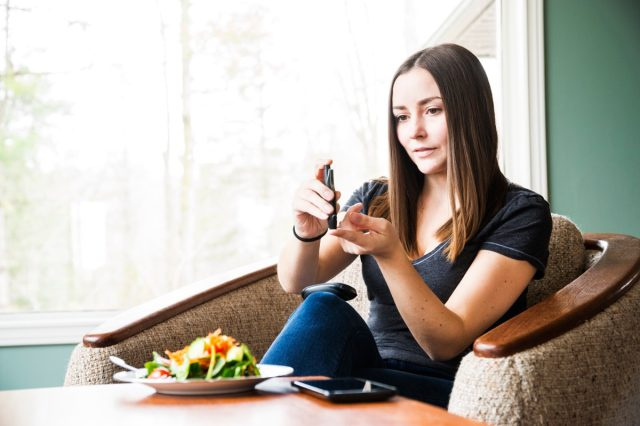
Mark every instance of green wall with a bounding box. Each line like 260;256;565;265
0;344;75;391
545;0;640;236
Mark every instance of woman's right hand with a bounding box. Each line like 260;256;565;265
292;160;341;239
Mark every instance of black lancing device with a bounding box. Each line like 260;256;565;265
324;165;337;229
300;283;357;301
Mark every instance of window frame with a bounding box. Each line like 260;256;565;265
0;311;116;346
428;0;547;198
498;0;547;199
0;0;546;347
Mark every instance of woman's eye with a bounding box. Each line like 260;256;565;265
426;107;441;115
395;114;409;122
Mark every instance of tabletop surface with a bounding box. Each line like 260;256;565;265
0;378;481;426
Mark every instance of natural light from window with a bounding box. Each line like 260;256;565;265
0;0;504;314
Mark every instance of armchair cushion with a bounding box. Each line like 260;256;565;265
527;214;584;306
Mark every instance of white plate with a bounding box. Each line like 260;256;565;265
113;364;294;395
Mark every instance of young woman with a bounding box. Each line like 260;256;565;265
262;44;552;407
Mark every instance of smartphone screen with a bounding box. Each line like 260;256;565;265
292;378;397;403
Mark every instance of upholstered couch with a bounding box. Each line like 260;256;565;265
65;215;640;425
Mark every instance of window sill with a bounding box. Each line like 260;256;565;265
0;311;117;347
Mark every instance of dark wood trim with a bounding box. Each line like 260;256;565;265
473;233;640;358
83;260;278;348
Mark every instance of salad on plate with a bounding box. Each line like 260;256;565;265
144;329;261;381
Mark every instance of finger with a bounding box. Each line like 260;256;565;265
293;198;329;220
329;227;370;247
329;229;366;255
345;203;363;214
336;210;347;223
307;179;336;202
313;159;333;180
342;203;364;225
347;210;387;232
297;188;334;215
337;203;363;230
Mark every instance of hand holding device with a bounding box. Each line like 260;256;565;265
291;161;338;241
292;378;397;403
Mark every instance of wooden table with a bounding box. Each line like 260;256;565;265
0;378;481;425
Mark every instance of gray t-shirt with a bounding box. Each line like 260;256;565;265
342;180;552;379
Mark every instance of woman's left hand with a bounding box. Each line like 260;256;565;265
328;203;403;260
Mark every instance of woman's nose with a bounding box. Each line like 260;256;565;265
410;116;426;139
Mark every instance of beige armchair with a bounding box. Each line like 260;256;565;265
65;215;640;425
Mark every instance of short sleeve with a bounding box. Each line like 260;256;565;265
480;193;552;279
341;180;387;214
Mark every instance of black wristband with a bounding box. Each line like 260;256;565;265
292;226;327;242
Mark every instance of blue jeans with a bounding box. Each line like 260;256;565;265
262;292;454;408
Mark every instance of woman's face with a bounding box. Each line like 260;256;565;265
392;67;448;177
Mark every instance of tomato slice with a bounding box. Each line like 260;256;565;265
148;367;172;379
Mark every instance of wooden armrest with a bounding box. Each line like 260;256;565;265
83;259;278;348
473;233;640;358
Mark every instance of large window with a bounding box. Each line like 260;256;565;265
2;0;545;345
1;0;468;314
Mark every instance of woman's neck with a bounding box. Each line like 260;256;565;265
414;173;451;256
421;173;449;206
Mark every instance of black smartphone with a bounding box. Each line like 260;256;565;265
292;378;397;403
323;164;337;229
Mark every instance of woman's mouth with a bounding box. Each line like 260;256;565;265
413;147;436;158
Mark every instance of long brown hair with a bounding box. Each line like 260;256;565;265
369;44;508;262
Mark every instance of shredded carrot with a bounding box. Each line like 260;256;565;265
165;328;240;366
